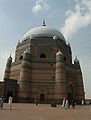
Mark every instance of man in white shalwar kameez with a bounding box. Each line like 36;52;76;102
81;99;84;106
8;96;13;110
62;98;66;109
65;99;68;109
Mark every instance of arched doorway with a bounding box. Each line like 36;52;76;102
40;53;46;58
40;94;45;103
20;55;23;60
67;84;74;100
5;79;17;102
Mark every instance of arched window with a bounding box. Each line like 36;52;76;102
63;56;66;61
20;55;23;60
40;53;46;58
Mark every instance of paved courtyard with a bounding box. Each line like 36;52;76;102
0;103;91;120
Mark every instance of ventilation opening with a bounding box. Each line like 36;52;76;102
63;56;66;61
40;53;46;58
20;55;23;60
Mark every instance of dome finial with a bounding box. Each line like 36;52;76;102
42;20;46;26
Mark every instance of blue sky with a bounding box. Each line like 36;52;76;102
0;0;91;99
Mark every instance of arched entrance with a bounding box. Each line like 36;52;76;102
7;91;13;101
5;79;17;102
38;85;48;103
40;53;46;58
67;84;74;100
40;94;45;103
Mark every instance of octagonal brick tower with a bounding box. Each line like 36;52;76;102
4;55;12;80
3;21;85;103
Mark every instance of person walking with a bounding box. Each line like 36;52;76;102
0;97;3;109
8;96;13;110
62;98;66;109
71;99;76;109
81;99;84;105
68;99;72;108
65;99;69;109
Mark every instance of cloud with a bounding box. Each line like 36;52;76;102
32;0;49;13
61;0;91;39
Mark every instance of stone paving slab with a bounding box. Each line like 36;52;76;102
0;103;91;120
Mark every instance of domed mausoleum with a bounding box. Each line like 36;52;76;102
3;21;85;103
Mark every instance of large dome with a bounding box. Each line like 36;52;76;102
22;25;65;42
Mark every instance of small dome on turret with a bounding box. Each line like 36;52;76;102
8;54;12;61
56;50;63;56
6;54;12;67
56;50;63;62
74;56;79;64
23;50;31;61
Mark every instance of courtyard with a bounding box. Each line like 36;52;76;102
0;103;91;120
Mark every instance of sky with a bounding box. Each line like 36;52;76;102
0;0;91;99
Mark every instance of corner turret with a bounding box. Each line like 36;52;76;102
18;50;31;102
74;56;79;64
55;50;67;103
74;56;85;102
56;50;63;62
4;54;12;80
23;50;31;61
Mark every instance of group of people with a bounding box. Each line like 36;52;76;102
62;98;76;109
0;96;85;109
0;96;13;110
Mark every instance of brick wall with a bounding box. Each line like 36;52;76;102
0;81;4;97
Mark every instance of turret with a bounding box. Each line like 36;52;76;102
4;54;12;80
74;56;79;65
55;50;67;103
18;50;31;102
67;42;72;63
74;56;85;102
